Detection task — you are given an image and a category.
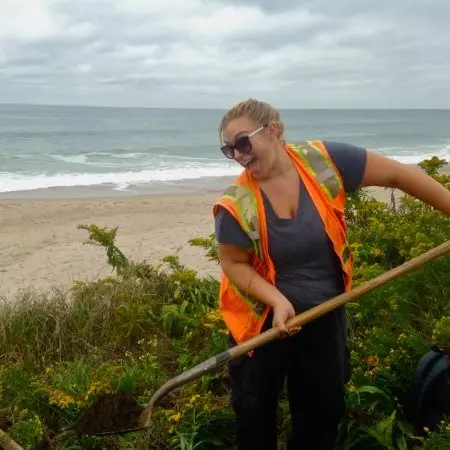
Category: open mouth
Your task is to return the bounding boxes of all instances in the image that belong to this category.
[241,157,256,169]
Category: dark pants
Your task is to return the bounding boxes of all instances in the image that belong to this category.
[228,307,350,450]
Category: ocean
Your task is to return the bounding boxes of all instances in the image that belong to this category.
[1,104,449,198]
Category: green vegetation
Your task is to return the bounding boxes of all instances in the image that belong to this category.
[1,157,450,449]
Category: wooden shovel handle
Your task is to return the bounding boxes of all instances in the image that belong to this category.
[140,240,450,427]
[0,430,24,450]
[232,239,450,356]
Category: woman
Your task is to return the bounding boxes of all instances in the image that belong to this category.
[213,98,450,450]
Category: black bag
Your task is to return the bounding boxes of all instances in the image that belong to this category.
[406,346,450,431]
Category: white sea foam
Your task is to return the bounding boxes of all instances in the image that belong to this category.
[0,164,242,193]
[104,152,146,159]
[50,154,88,164]
[2,145,449,194]
[376,145,450,164]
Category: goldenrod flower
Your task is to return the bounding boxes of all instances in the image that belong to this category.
[49,389,74,409]
[189,394,201,405]
[169,412,182,423]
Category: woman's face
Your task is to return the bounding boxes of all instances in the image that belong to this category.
[221,116,279,180]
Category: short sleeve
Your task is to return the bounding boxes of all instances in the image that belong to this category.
[215,206,253,249]
[322,141,368,192]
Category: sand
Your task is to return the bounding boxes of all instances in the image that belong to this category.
[0,184,402,299]
[0,192,223,298]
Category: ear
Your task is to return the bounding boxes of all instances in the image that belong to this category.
[266,122,279,139]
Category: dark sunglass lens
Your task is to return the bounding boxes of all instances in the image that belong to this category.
[221,145,234,159]
[234,136,251,154]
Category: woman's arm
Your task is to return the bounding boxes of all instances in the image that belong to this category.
[361,151,450,215]
[218,243,284,307]
[218,243,296,333]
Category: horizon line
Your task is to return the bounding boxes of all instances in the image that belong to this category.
[1,102,449,111]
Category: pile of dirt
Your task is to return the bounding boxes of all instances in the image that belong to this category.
[0,409,12,430]
[74,393,145,435]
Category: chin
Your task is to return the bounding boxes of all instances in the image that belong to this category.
[249,169,262,179]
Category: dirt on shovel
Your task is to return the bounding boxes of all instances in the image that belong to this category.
[0,409,12,431]
[74,393,145,435]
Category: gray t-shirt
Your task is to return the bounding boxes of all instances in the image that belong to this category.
[215,141,368,312]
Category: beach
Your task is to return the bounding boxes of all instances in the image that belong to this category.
[0,190,225,299]
[0,184,399,299]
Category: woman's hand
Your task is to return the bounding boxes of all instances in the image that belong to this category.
[272,297,300,335]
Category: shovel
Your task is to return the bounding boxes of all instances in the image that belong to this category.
[0,429,24,450]
[76,240,450,437]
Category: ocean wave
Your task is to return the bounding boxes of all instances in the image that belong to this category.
[45,151,221,165]
[49,152,146,164]
[85,151,149,159]
[50,154,88,164]
[89,151,221,162]
[108,152,147,159]
[377,145,450,164]
[0,165,242,193]
[153,153,222,161]
[2,144,449,194]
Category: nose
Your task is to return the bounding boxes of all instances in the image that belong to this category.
[233,148,246,161]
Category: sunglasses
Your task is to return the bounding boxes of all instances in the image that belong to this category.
[220,124,268,159]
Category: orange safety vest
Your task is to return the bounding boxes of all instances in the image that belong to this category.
[213,140,353,345]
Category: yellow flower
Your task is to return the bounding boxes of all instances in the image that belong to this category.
[205,310,221,323]
[189,394,201,405]
[370,248,384,257]
[87,379,111,396]
[169,412,182,423]
[367,355,380,368]
[49,389,75,409]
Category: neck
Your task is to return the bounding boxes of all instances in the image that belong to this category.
[260,145,294,182]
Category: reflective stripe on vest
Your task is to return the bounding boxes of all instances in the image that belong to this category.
[289,141,344,199]
[290,141,351,269]
[342,244,352,268]
[229,281,266,317]
[221,183,262,257]
[218,185,267,319]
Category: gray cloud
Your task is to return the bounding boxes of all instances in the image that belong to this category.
[0,0,449,108]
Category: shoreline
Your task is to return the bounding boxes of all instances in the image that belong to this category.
[0,175,237,201]
[0,161,445,201]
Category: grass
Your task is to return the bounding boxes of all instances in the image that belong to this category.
[1,156,450,449]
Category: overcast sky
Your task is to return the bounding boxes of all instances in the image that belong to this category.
[0,0,449,109]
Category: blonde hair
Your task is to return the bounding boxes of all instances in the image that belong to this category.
[219,98,285,143]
